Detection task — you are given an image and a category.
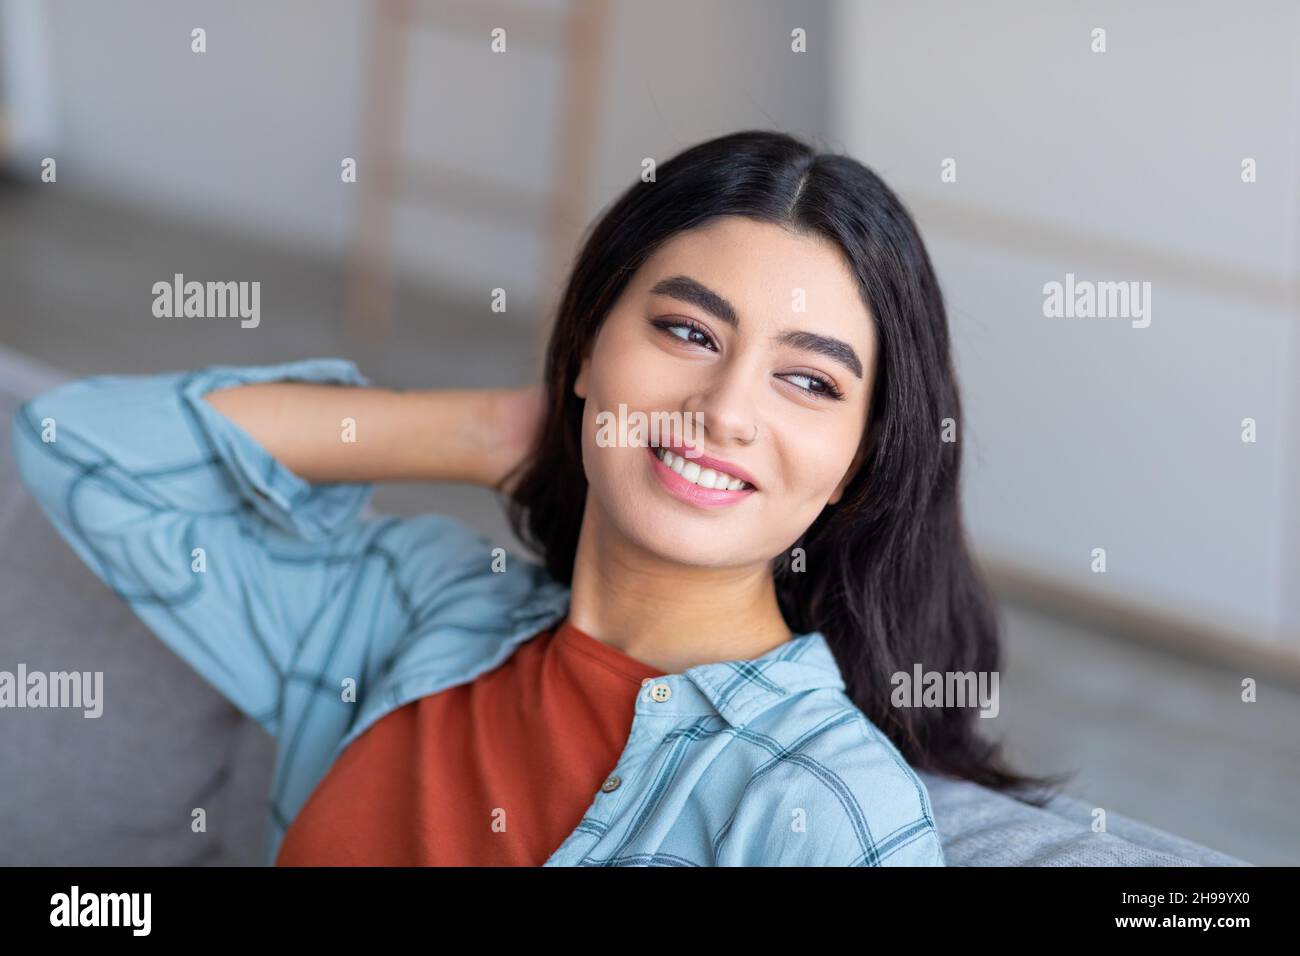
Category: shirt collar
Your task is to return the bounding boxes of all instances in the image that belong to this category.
[512,582,847,729]
[682,628,847,727]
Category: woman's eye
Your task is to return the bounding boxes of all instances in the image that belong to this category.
[782,372,844,401]
[652,318,717,351]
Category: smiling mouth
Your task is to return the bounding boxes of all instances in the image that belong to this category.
[650,445,755,491]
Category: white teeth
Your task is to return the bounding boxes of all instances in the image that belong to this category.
[655,447,751,490]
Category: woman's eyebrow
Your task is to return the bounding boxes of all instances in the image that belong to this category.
[649,274,864,380]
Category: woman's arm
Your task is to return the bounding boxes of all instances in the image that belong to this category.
[202,381,542,490]
[10,359,397,735]
[13,358,545,737]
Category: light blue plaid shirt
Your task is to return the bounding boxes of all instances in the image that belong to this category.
[11,357,945,867]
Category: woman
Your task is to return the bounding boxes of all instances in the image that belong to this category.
[12,129,1063,867]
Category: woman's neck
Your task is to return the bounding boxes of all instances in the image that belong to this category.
[564,496,795,674]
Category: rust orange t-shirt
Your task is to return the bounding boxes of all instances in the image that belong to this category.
[275,616,666,866]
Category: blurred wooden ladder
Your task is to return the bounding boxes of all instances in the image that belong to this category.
[343,0,611,356]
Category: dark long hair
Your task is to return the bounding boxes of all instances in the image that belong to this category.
[503,129,1070,803]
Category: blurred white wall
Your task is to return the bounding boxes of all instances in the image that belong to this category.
[18,0,368,258]
[12,0,1295,654]
[0,0,59,154]
[7,0,826,322]
[830,0,1300,652]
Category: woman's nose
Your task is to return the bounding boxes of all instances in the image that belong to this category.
[682,376,759,447]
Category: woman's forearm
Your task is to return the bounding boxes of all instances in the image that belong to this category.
[202,382,510,486]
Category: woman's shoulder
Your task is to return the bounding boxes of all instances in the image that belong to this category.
[358,511,553,585]
[338,510,569,633]
[722,692,945,866]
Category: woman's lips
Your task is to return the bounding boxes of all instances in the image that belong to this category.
[646,444,757,509]
[660,442,761,489]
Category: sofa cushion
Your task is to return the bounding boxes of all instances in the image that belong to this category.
[919,772,1247,866]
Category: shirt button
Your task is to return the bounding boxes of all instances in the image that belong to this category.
[649,682,672,703]
[601,775,622,793]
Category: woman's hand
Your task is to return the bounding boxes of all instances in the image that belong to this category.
[478,383,545,495]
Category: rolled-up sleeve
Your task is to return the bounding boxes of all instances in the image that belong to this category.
[9,357,376,736]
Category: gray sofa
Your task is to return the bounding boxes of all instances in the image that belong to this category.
[0,344,1250,866]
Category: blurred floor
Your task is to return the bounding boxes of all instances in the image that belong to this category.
[2,183,1296,865]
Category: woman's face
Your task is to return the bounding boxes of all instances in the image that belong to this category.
[573,215,878,569]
